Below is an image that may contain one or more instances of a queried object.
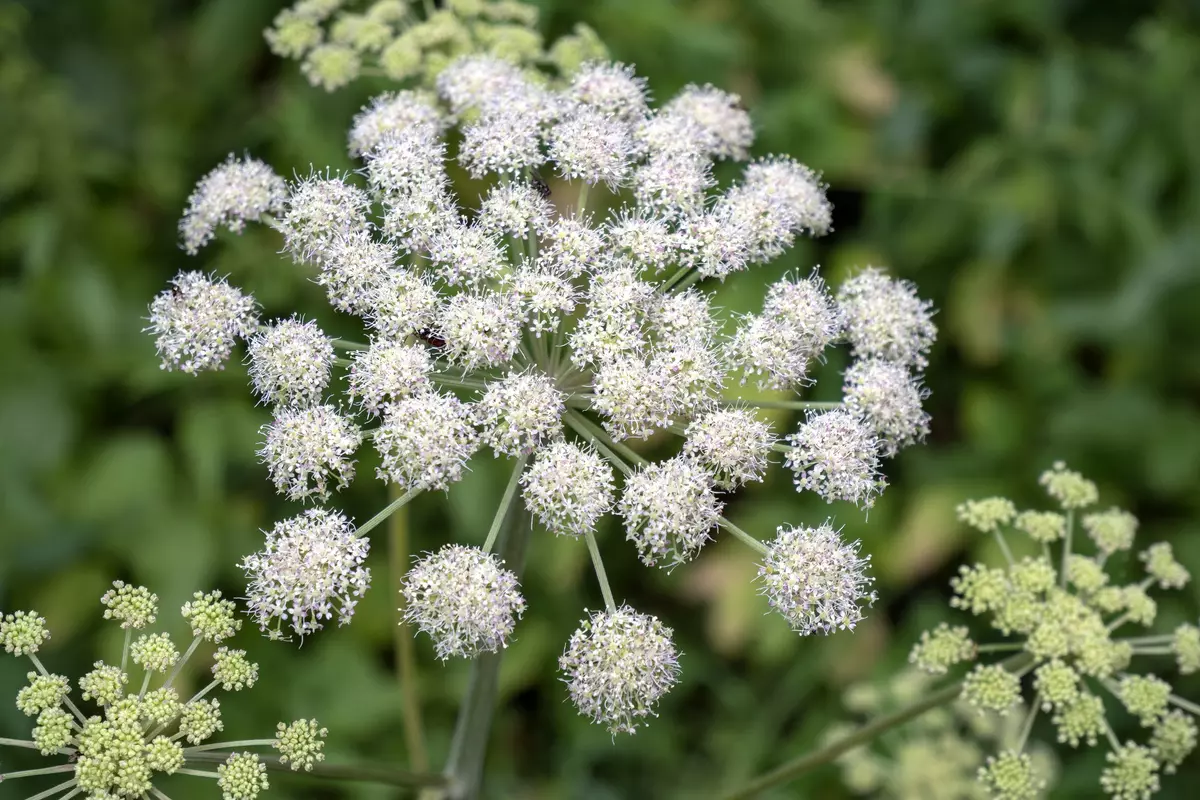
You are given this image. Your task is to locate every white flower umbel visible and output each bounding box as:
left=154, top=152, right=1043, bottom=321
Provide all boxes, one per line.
left=759, top=522, right=876, bottom=635
left=842, top=358, right=931, bottom=456
left=179, top=155, right=287, bottom=255
left=785, top=409, right=884, bottom=508
left=346, top=341, right=433, bottom=414
left=258, top=405, right=362, bottom=502
left=247, top=316, right=334, bottom=407
left=521, top=441, right=614, bottom=537
left=476, top=371, right=565, bottom=457
left=374, top=393, right=480, bottom=491
left=148, top=272, right=259, bottom=374
left=837, top=266, right=937, bottom=370
left=618, top=456, right=723, bottom=569
left=684, top=408, right=774, bottom=489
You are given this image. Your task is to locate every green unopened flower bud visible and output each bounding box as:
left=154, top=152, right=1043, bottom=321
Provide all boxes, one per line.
left=33, top=707, right=74, bottom=755
left=1090, top=586, right=1126, bottom=615
left=79, top=661, right=126, bottom=705
left=182, top=590, right=241, bottom=644
left=1027, top=619, right=1072, bottom=661
left=367, top=0, right=410, bottom=25
left=265, top=9, right=323, bottom=59
left=950, top=564, right=1009, bottom=616
left=1100, top=743, right=1159, bottom=800
left=274, top=718, right=328, bottom=771
left=1, top=610, right=50, bottom=655
left=1121, top=586, right=1156, bottom=627
left=978, top=750, right=1045, bottom=800
left=1052, top=692, right=1106, bottom=748
left=548, top=23, right=608, bottom=75
left=957, top=497, right=1017, bottom=533
left=1016, top=510, right=1065, bottom=543
left=1140, top=542, right=1190, bottom=590
left=1172, top=624, right=1200, bottom=675
left=141, top=687, right=181, bottom=726
left=478, top=24, right=543, bottom=63
left=17, top=671, right=70, bottom=716
left=1083, top=508, right=1138, bottom=556
left=179, top=698, right=224, bottom=744
left=213, top=647, right=259, bottom=691
left=1117, top=674, right=1171, bottom=727
left=147, top=735, right=185, bottom=774
left=1066, top=555, right=1109, bottom=595
left=218, top=752, right=270, bottom=800
left=101, top=581, right=158, bottom=629
left=380, top=35, right=422, bottom=80
left=447, top=0, right=485, bottom=16
left=105, top=695, right=142, bottom=726
left=1010, top=558, right=1056, bottom=595
left=131, top=632, right=179, bottom=673
left=1033, top=660, right=1080, bottom=711
left=329, top=12, right=392, bottom=52
left=302, top=43, right=362, bottom=91
left=1039, top=462, right=1098, bottom=510
left=1150, top=711, right=1197, bottom=774
left=992, top=592, right=1042, bottom=637
left=909, top=623, right=975, bottom=675
left=962, top=664, right=1020, bottom=716
left=484, top=0, right=539, bottom=25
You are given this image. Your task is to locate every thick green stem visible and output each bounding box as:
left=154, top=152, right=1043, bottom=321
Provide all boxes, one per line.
left=185, top=752, right=448, bottom=788
left=26, top=778, right=78, bottom=800
left=720, top=653, right=1033, bottom=799
left=358, top=486, right=423, bottom=538
left=1169, top=694, right=1200, bottom=717
left=1061, top=509, right=1074, bottom=588
left=0, top=738, right=74, bottom=755
left=718, top=517, right=770, bottom=556
left=390, top=487, right=430, bottom=772
left=121, top=628, right=131, bottom=673
left=670, top=269, right=705, bottom=294
left=332, top=338, right=369, bottom=351
left=584, top=531, right=617, bottom=612
left=0, top=764, right=75, bottom=780
left=576, top=182, right=590, bottom=216
left=734, top=399, right=842, bottom=412
left=562, top=410, right=633, bottom=476
left=182, top=739, right=273, bottom=754
left=564, top=409, right=646, bottom=466
left=441, top=501, right=532, bottom=800
left=482, top=455, right=529, bottom=554
left=163, top=635, right=202, bottom=692
left=992, top=529, right=1015, bottom=567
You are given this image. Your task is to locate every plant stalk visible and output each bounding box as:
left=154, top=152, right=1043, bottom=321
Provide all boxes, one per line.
left=390, top=485, right=430, bottom=772
left=185, top=752, right=447, bottom=789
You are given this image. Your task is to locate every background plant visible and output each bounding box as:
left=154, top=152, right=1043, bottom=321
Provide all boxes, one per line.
left=3, top=0, right=1200, bottom=798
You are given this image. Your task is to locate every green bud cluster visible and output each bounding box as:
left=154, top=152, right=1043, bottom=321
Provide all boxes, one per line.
left=0, top=580, right=325, bottom=800
left=913, top=464, right=1199, bottom=799
left=264, top=0, right=608, bottom=92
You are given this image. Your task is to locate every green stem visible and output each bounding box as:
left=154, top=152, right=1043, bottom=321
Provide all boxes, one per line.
left=718, top=517, right=770, bottom=556
left=163, top=635, right=202, bottom=692
left=25, top=778, right=78, bottom=800
left=185, top=679, right=219, bottom=706
left=720, top=653, right=1034, bottom=799
left=184, top=752, right=448, bottom=788
left=576, top=182, right=590, bottom=216
left=1014, top=701, right=1039, bottom=752
left=332, top=338, right=369, bottom=351
left=562, top=411, right=632, bottom=476
left=584, top=531, right=617, bottom=612
left=182, top=739, right=273, bottom=754
left=28, top=655, right=86, bottom=725
left=442, top=503, right=531, bottom=800
left=482, top=455, right=529, bottom=554
left=389, top=488, right=430, bottom=772
left=670, top=269, right=705, bottom=294
left=1061, top=509, right=1074, bottom=588
left=564, top=409, right=646, bottom=466
left=734, top=399, right=842, bottom=412
left=176, top=769, right=219, bottom=779
left=992, top=529, right=1015, bottom=567
left=0, top=765, right=75, bottom=780
left=0, top=738, right=74, bottom=755
left=1168, top=694, right=1200, bottom=717
left=121, top=628, right=131, bottom=674
left=334, top=356, right=354, bottom=368
left=661, top=264, right=693, bottom=292
left=358, top=487, right=423, bottom=538
left=976, top=642, right=1024, bottom=653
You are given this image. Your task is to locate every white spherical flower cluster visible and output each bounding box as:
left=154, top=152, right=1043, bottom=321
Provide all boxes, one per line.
left=759, top=522, right=876, bottom=635
left=147, top=271, right=259, bottom=375
left=618, top=456, right=723, bottom=569
left=684, top=408, right=774, bottom=489
left=247, top=317, right=334, bottom=407
left=241, top=509, right=371, bottom=640
left=179, top=155, right=287, bottom=255
left=521, top=441, right=614, bottom=537
left=374, top=393, right=479, bottom=491
left=785, top=409, right=884, bottom=508
left=559, top=607, right=680, bottom=734
left=159, top=52, right=940, bottom=738
left=476, top=372, right=565, bottom=457
left=258, top=405, right=362, bottom=502
left=401, top=545, right=526, bottom=660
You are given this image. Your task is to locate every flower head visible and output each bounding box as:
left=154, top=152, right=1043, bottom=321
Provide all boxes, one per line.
left=521, top=441, right=615, bottom=537
left=476, top=371, right=565, bottom=456
left=785, top=409, right=884, bottom=508
left=148, top=272, right=258, bottom=374
left=683, top=408, right=773, bottom=488
left=618, top=456, right=722, bottom=569
left=837, top=267, right=936, bottom=370
left=248, top=317, right=334, bottom=407
left=258, top=405, right=362, bottom=501
left=179, top=155, right=287, bottom=254
left=375, top=392, right=480, bottom=491
left=759, top=522, right=875, bottom=635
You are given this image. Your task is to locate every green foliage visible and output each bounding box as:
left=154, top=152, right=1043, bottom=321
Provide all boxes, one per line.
left=2, top=0, right=1199, bottom=797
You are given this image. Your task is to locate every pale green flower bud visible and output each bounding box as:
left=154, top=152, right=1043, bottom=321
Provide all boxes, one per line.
left=1052, top=693, right=1106, bottom=748
left=213, top=647, right=259, bottom=691
left=1038, top=462, right=1098, bottom=510
left=329, top=12, right=392, bottom=52
left=1033, top=660, right=1081, bottom=711
left=478, top=24, right=543, bottom=63
left=1065, top=555, right=1109, bottom=595
left=381, top=35, right=423, bottom=81
left=179, top=698, right=224, bottom=744
left=16, top=671, right=70, bottom=716
left=141, top=687, right=182, bottom=726
left=33, top=707, right=74, bottom=755
left=1016, top=510, right=1065, bottom=543
left=146, top=735, right=185, bottom=774
left=274, top=718, right=328, bottom=771
left=1150, top=711, right=1197, bottom=774
left=1121, top=586, right=1156, bottom=627
left=131, top=632, right=180, bottom=673
left=218, top=752, right=270, bottom=800
left=548, top=23, right=608, bottom=75
left=1172, top=623, right=1200, bottom=674
left=79, top=662, right=126, bottom=705
left=909, top=623, right=975, bottom=675
left=101, top=581, right=158, bottom=629
left=1, top=610, right=50, bottom=655
left=181, top=590, right=241, bottom=643
left=1083, top=508, right=1138, bottom=556
left=266, top=9, right=323, bottom=59
left=302, top=43, right=362, bottom=91
left=1140, top=542, right=1190, bottom=590
left=950, top=564, right=1009, bottom=616
left=957, top=497, right=1016, bottom=533
left=992, top=592, right=1042, bottom=637
left=962, top=664, right=1020, bottom=716
left=1090, top=586, right=1127, bottom=615
left=978, top=750, right=1045, bottom=800
left=1117, top=674, right=1171, bottom=727
left=1010, top=558, right=1056, bottom=595
left=1099, top=743, right=1159, bottom=800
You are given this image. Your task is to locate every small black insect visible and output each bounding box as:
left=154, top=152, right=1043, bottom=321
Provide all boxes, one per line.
left=530, top=168, right=552, bottom=199
left=415, top=328, right=446, bottom=349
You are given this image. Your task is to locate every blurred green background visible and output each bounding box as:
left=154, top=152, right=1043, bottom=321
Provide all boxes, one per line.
left=3, top=0, right=1200, bottom=797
